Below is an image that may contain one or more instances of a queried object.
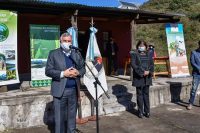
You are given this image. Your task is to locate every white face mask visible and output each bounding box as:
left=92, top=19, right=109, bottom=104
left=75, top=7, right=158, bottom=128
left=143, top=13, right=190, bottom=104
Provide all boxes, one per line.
left=60, top=42, right=71, bottom=52
left=138, top=46, right=146, bottom=52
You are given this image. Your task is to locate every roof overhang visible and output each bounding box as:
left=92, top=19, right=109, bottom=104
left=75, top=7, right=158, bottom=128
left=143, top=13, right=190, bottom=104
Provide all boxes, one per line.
left=0, top=1, right=181, bottom=24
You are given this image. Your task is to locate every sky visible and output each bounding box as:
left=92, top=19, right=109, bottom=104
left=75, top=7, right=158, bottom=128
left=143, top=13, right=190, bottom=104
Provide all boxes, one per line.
left=44, top=0, right=149, bottom=7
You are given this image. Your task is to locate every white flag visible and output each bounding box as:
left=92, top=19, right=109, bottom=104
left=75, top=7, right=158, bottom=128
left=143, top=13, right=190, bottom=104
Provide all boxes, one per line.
left=83, top=27, right=108, bottom=99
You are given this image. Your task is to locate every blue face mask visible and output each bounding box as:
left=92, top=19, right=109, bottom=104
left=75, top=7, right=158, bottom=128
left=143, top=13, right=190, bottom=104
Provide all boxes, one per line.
left=138, top=46, right=146, bottom=52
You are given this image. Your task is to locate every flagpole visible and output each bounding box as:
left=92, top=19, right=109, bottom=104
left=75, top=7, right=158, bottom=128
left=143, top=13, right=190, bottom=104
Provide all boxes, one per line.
left=84, top=18, right=109, bottom=133
left=88, top=17, right=110, bottom=99
left=90, top=17, right=95, bottom=27
left=69, top=14, right=89, bottom=125
left=85, top=62, right=110, bottom=133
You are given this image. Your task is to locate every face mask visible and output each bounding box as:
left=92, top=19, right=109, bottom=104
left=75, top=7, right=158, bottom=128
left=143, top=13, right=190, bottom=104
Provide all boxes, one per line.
left=60, top=42, right=71, bottom=52
left=138, top=46, right=146, bottom=52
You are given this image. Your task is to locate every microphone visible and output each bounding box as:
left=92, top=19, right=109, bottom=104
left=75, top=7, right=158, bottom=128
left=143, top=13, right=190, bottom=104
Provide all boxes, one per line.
left=69, top=45, right=82, bottom=51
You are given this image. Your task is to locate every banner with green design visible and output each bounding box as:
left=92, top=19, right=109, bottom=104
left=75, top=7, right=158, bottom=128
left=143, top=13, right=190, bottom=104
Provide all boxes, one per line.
left=0, top=10, right=19, bottom=86
left=30, top=25, right=60, bottom=87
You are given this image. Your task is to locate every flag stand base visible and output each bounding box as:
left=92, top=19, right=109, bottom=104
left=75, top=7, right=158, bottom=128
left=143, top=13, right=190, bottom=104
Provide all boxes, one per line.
left=76, top=118, right=88, bottom=124
left=88, top=115, right=97, bottom=121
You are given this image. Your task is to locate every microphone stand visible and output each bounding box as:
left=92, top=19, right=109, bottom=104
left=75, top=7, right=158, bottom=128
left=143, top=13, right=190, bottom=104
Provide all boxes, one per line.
left=85, top=62, right=110, bottom=133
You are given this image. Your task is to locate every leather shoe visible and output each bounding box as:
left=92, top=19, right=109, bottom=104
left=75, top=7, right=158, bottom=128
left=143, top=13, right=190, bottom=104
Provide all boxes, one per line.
left=144, top=113, right=150, bottom=118
left=186, top=104, right=192, bottom=110
left=138, top=113, right=143, bottom=118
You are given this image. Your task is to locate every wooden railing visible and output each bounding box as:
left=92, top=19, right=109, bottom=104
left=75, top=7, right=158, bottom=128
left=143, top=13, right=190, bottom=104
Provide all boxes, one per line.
left=153, top=56, right=171, bottom=78
left=124, top=57, right=131, bottom=75
left=123, top=56, right=171, bottom=78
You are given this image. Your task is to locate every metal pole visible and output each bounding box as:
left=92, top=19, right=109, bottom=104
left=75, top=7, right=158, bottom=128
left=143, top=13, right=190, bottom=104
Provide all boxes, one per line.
left=94, top=81, right=99, bottom=133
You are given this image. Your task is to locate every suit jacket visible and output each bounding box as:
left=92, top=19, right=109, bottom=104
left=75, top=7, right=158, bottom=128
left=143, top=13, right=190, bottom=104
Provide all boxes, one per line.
left=106, top=42, right=119, bottom=57
left=45, top=48, right=85, bottom=98
left=130, top=50, right=154, bottom=87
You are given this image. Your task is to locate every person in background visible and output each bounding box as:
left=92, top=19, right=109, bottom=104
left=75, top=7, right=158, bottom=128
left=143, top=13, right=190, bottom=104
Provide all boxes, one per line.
left=106, top=37, right=119, bottom=75
left=187, top=40, right=200, bottom=110
left=148, top=44, right=157, bottom=59
left=130, top=40, right=154, bottom=118
left=45, top=32, right=85, bottom=133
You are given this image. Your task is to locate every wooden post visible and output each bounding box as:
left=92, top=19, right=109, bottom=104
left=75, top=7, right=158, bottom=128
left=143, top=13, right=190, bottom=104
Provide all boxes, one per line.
left=71, top=12, right=89, bottom=125
left=130, top=19, right=137, bottom=80
left=130, top=19, right=137, bottom=50
left=71, top=12, right=78, bottom=45
left=71, top=15, right=77, bottom=28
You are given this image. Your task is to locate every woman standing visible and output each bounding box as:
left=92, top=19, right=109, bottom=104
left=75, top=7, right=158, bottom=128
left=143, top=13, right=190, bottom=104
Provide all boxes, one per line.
left=130, top=40, right=154, bottom=118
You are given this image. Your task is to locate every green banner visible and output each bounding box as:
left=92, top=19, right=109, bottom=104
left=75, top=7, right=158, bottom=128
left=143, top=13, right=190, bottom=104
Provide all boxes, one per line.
left=0, top=10, right=19, bottom=86
left=30, top=25, right=60, bottom=87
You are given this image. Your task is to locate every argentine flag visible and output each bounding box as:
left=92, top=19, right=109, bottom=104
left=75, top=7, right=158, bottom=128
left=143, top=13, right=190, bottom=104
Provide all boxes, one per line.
left=83, top=27, right=108, bottom=99
left=67, top=27, right=78, bottom=47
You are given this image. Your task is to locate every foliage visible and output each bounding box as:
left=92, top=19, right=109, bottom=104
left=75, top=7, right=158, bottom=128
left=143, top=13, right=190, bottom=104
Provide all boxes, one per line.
left=136, top=0, right=200, bottom=73
left=138, top=0, right=200, bottom=57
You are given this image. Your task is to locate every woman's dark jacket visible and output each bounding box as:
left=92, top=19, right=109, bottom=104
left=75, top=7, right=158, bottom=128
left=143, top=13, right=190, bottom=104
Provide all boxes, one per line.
left=130, top=50, right=154, bottom=87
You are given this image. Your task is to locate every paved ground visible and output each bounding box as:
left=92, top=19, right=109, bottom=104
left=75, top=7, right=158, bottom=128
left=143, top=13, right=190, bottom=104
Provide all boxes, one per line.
left=4, top=98, right=200, bottom=133
left=77, top=100, right=200, bottom=133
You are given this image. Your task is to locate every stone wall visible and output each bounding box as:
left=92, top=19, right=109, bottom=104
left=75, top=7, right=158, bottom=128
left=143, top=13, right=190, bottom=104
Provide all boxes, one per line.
left=102, top=77, right=192, bottom=115
left=0, top=77, right=192, bottom=131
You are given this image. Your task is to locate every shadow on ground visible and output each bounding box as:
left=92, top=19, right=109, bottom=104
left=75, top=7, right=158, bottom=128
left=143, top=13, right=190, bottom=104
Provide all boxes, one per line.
left=167, top=81, right=182, bottom=103
left=112, top=84, right=137, bottom=116
left=43, top=101, right=55, bottom=133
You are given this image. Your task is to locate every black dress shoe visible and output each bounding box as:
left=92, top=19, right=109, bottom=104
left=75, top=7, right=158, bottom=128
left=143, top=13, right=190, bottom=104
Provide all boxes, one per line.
left=138, top=113, right=143, bottom=118
left=144, top=113, right=150, bottom=118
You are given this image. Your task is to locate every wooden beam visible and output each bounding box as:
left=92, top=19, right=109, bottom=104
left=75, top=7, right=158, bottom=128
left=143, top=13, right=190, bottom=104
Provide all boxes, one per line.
left=130, top=19, right=137, bottom=50
left=78, top=17, right=109, bottom=21
left=59, top=12, right=72, bottom=18
left=116, top=19, right=131, bottom=22
left=136, top=18, right=179, bottom=24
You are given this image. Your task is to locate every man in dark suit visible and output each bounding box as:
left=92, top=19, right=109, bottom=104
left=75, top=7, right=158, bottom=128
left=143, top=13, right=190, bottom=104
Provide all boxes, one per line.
left=106, top=37, right=119, bottom=75
left=45, top=32, right=85, bottom=133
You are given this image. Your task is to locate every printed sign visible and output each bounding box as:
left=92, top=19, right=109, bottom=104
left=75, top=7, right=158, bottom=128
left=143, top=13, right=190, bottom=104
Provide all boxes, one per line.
left=0, top=10, right=19, bottom=86
left=166, top=23, right=190, bottom=77
left=30, top=25, right=60, bottom=87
